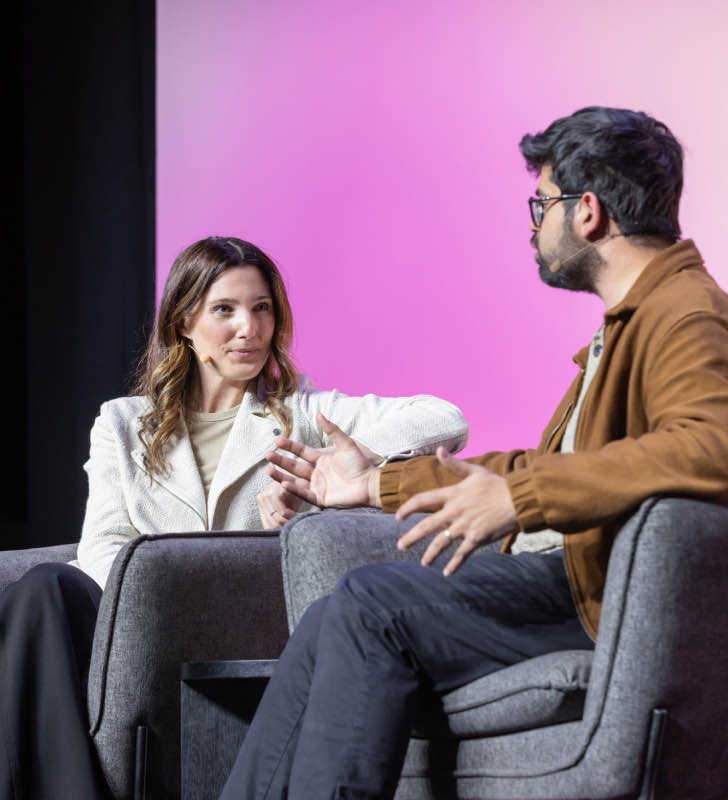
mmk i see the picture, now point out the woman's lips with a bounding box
[226,347,260,361]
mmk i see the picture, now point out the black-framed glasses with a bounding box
[528,194,582,227]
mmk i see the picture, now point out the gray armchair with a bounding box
[280,497,728,800]
[0,531,290,799]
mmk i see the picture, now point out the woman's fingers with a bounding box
[256,482,305,529]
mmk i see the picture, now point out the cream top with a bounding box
[511,325,605,554]
[185,404,240,498]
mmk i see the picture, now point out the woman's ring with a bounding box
[443,529,453,542]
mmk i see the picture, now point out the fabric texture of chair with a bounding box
[0,530,290,799]
[0,543,78,591]
[279,497,728,800]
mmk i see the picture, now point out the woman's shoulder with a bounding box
[94,395,152,428]
[276,375,316,406]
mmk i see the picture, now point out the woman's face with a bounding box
[181,265,275,402]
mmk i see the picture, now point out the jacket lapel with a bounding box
[131,414,208,527]
[207,390,280,525]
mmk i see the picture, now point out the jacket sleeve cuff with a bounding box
[506,469,547,531]
[379,462,406,514]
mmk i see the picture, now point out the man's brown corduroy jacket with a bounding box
[379,240,728,640]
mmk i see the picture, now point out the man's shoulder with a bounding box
[638,259,728,326]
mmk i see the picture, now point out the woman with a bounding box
[0,236,468,799]
[77,236,468,588]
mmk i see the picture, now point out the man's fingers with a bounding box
[436,447,476,478]
[420,529,458,566]
[266,451,315,480]
[265,482,303,512]
[443,539,477,576]
[277,487,303,510]
[280,479,319,506]
[316,413,355,448]
[267,466,316,501]
[273,436,322,465]
[397,509,451,550]
[267,465,295,485]
[396,487,452,520]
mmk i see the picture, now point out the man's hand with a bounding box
[396,447,519,576]
[265,413,382,509]
[255,482,304,529]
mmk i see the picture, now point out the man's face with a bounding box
[531,165,601,294]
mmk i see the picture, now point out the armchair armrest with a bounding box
[0,543,77,593]
[280,508,502,633]
[86,529,289,800]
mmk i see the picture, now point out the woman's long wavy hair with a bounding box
[133,237,297,477]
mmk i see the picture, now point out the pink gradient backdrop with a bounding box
[157,0,728,456]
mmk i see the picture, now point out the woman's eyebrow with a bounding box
[208,295,272,304]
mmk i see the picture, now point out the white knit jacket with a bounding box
[76,380,469,588]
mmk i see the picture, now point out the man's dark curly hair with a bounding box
[519,107,683,243]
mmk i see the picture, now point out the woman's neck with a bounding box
[187,377,249,414]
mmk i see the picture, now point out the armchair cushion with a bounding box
[415,649,592,738]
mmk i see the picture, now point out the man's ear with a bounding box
[574,191,608,240]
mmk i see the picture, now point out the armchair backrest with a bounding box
[578,495,728,796]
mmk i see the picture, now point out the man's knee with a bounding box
[327,561,424,622]
[289,594,329,648]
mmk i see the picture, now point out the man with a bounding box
[220,107,728,799]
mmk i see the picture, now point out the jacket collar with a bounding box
[206,389,279,524]
[572,239,704,369]
[604,239,704,320]
[130,387,280,527]
[131,415,208,526]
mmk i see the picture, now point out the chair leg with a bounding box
[134,725,149,800]
[637,708,668,800]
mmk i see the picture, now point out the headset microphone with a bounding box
[548,241,597,273]
[548,233,624,273]
[188,342,213,364]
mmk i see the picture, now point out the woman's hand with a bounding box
[396,447,520,575]
[255,481,304,529]
[265,413,382,509]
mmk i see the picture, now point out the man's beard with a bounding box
[533,220,603,294]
